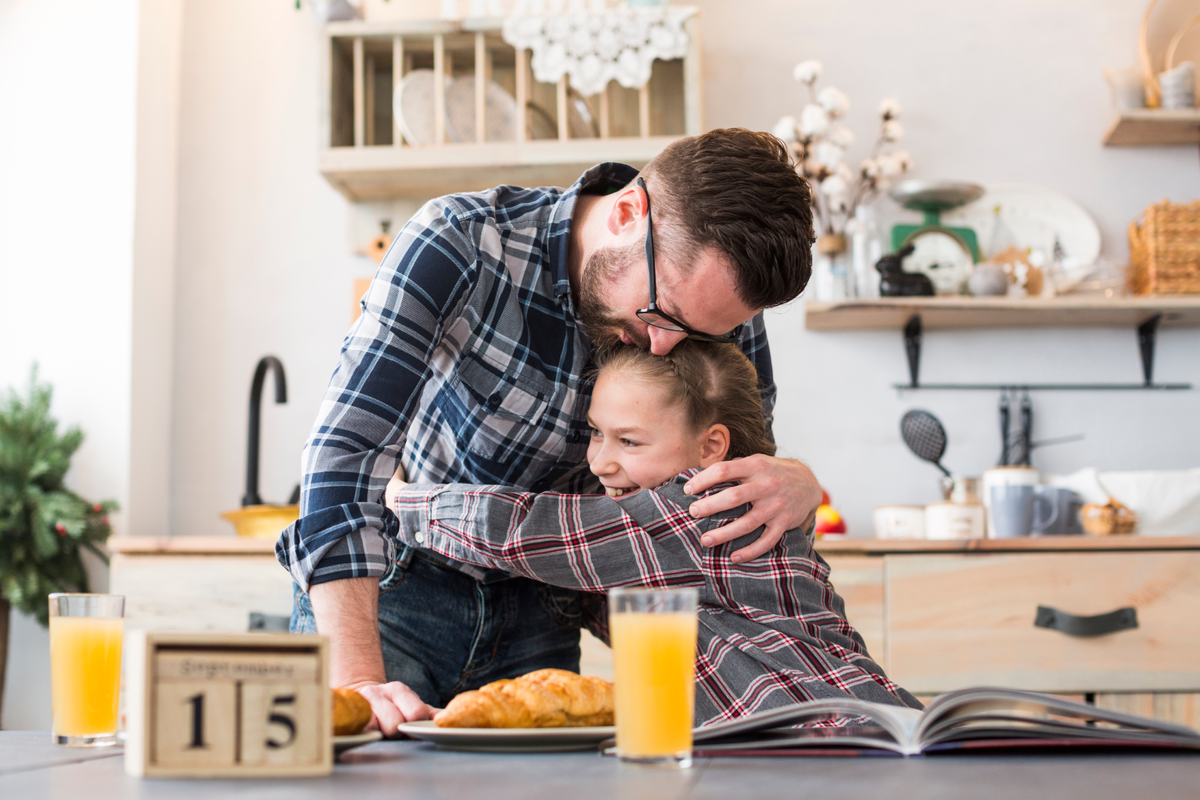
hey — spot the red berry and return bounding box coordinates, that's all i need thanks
[102,517,110,526]
[93,503,102,513]
[56,523,66,536]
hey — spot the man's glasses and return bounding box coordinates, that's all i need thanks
[634,177,744,344]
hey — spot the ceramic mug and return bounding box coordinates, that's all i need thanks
[874,506,925,540]
[1031,487,1083,535]
[983,466,1039,537]
[924,502,985,540]
[990,485,1060,538]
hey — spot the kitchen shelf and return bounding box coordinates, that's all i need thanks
[1102,109,1200,146]
[319,15,702,201]
[320,136,681,201]
[804,296,1200,331]
[805,297,1200,391]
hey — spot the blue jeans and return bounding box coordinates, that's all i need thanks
[292,549,583,707]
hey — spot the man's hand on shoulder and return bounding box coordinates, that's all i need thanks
[343,679,435,737]
[683,455,822,563]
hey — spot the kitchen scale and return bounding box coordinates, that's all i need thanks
[889,180,985,294]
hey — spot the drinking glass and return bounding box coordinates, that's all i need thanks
[49,593,125,746]
[608,587,698,768]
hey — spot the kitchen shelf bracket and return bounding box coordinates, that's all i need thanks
[903,315,922,388]
[895,311,1191,392]
[1138,313,1161,387]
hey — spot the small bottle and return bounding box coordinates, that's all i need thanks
[849,205,883,299]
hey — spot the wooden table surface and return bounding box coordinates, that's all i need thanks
[3,733,1200,799]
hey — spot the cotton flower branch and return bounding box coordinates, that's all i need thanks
[776,60,912,236]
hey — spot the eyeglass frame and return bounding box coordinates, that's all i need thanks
[633,177,744,344]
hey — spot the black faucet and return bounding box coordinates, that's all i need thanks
[243,356,287,507]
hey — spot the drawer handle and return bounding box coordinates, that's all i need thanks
[1034,605,1138,637]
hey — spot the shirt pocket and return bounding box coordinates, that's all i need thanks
[448,353,554,463]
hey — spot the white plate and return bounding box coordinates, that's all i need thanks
[445,77,519,143]
[941,183,1102,266]
[334,730,383,754]
[398,720,616,753]
[394,69,438,146]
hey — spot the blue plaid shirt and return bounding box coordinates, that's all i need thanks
[276,163,777,591]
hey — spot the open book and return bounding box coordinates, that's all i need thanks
[688,688,1200,757]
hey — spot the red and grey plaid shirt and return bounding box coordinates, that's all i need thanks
[393,469,921,725]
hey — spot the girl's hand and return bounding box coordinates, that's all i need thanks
[683,455,822,563]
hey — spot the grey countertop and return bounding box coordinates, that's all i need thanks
[4,732,1200,799]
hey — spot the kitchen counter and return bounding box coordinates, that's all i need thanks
[3,734,1200,799]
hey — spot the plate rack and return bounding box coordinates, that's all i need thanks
[319,16,703,200]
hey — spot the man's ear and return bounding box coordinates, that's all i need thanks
[606,183,648,236]
[698,424,730,467]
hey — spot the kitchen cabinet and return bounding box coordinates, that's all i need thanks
[820,536,1200,729]
[109,536,1200,729]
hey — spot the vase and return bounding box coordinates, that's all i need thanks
[813,234,852,301]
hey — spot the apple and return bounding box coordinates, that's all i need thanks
[814,504,847,536]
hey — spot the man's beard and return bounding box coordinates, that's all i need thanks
[576,241,650,349]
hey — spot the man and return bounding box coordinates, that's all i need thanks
[277,128,822,734]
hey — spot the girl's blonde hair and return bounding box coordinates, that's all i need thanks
[593,341,775,460]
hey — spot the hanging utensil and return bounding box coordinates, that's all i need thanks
[1018,393,1033,466]
[998,394,1011,466]
[900,410,952,478]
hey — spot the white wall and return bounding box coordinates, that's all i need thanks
[0,0,139,729]
[169,0,1200,543]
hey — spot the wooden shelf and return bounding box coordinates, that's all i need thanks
[1103,109,1200,146]
[804,296,1200,331]
[320,136,681,201]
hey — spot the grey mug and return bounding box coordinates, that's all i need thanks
[1031,487,1083,535]
[989,485,1044,539]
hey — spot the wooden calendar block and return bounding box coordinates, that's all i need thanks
[152,680,237,769]
[239,683,321,767]
[125,631,331,778]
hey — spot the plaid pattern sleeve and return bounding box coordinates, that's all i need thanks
[393,471,922,724]
[275,198,479,590]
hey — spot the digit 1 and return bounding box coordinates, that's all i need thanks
[186,692,207,749]
[266,694,297,749]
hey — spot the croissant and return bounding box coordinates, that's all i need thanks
[332,687,373,735]
[435,669,614,728]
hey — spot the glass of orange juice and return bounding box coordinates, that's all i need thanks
[609,587,699,768]
[49,593,124,746]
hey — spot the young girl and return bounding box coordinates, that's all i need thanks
[388,341,921,725]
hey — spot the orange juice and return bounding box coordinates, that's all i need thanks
[610,611,698,757]
[49,616,123,737]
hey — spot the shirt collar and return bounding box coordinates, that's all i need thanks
[547,162,640,304]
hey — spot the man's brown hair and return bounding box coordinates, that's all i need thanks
[594,341,774,461]
[639,128,815,309]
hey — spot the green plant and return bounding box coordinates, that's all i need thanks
[0,367,116,626]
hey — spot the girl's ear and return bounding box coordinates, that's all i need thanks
[698,424,730,467]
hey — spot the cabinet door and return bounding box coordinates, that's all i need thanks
[823,556,885,668]
[886,552,1200,695]
[1094,693,1200,730]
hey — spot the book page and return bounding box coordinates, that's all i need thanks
[694,699,923,751]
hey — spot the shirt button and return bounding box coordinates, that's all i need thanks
[415,531,425,543]
[488,392,502,408]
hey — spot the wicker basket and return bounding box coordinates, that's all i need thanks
[1128,200,1200,294]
